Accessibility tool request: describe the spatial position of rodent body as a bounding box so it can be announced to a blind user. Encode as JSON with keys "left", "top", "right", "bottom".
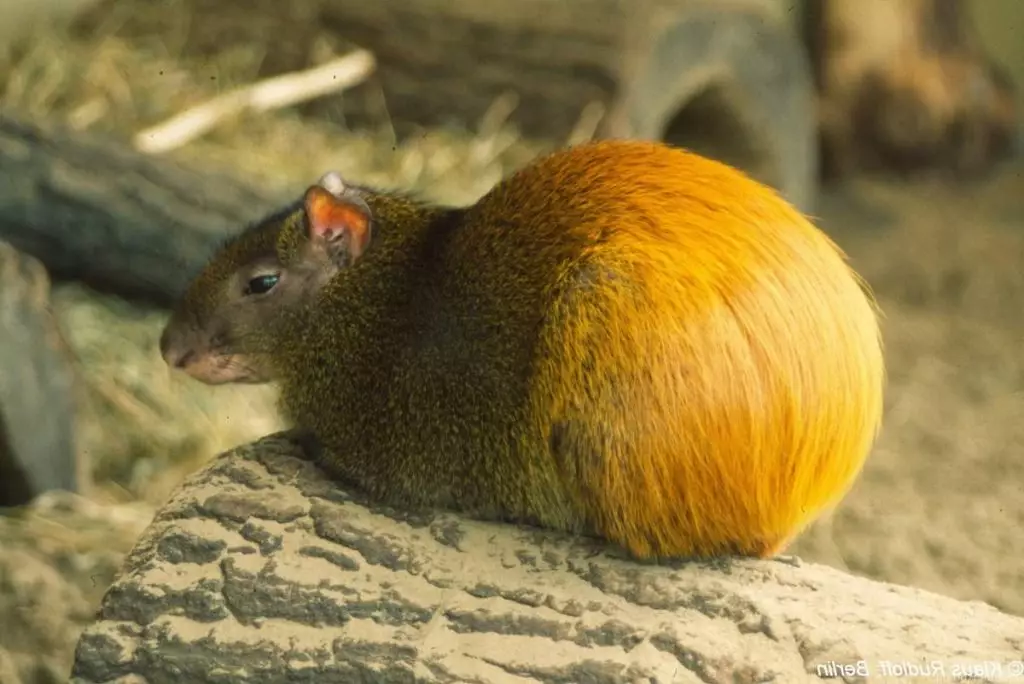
{"left": 161, "top": 140, "right": 885, "bottom": 560}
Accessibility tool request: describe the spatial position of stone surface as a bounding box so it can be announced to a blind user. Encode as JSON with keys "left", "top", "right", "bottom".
{"left": 72, "top": 432, "right": 1024, "bottom": 684}
{"left": 0, "top": 240, "right": 80, "bottom": 506}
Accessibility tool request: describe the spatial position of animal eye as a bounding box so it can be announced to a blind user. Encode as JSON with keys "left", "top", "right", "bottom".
{"left": 244, "top": 274, "right": 280, "bottom": 296}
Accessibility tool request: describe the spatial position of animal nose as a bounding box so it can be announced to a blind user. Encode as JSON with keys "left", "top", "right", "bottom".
{"left": 170, "top": 348, "right": 197, "bottom": 369}
{"left": 160, "top": 330, "right": 196, "bottom": 369}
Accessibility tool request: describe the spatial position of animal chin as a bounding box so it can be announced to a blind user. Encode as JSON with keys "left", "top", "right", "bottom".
{"left": 182, "top": 353, "right": 264, "bottom": 385}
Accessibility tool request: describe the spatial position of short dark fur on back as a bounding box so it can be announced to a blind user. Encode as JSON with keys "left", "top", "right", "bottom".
{"left": 272, "top": 187, "right": 575, "bottom": 528}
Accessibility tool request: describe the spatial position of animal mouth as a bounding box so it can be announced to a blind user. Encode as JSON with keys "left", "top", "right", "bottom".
{"left": 179, "top": 351, "right": 268, "bottom": 385}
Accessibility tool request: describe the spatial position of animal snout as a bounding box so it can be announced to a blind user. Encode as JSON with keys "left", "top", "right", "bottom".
{"left": 159, "top": 328, "right": 197, "bottom": 369}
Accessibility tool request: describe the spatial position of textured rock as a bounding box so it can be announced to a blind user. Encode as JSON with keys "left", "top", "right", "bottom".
{"left": 72, "top": 432, "right": 1024, "bottom": 684}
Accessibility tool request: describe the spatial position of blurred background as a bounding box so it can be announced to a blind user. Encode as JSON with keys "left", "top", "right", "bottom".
{"left": 0, "top": 0, "right": 1021, "bottom": 680}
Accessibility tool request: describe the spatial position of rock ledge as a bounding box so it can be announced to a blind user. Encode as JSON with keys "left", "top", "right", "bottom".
{"left": 71, "top": 432, "right": 1024, "bottom": 683}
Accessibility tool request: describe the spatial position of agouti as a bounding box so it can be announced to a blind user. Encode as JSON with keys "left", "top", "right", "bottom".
{"left": 160, "top": 140, "right": 885, "bottom": 560}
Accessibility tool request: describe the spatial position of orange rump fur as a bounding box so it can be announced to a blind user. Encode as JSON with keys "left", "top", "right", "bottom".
{"left": 495, "top": 142, "right": 884, "bottom": 558}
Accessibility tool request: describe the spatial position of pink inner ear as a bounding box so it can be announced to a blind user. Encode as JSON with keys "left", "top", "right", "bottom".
{"left": 304, "top": 186, "right": 371, "bottom": 257}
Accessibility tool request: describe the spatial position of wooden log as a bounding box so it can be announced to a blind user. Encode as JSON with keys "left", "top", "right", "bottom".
{"left": 804, "top": 0, "right": 1019, "bottom": 180}
{"left": 71, "top": 432, "right": 1024, "bottom": 683}
{"left": 0, "top": 242, "right": 80, "bottom": 506}
{"left": 316, "top": 0, "right": 817, "bottom": 210}
{"left": 133, "top": 0, "right": 816, "bottom": 209}
{"left": 0, "top": 114, "right": 286, "bottom": 308}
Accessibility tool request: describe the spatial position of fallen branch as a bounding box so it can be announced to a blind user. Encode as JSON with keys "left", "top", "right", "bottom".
{"left": 133, "top": 50, "right": 376, "bottom": 154}
{"left": 0, "top": 114, "right": 285, "bottom": 307}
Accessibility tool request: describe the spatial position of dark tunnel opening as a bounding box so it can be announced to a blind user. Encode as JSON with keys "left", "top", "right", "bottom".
{"left": 661, "top": 85, "right": 780, "bottom": 191}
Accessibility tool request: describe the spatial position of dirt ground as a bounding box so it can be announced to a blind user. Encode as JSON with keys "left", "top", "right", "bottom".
{"left": 0, "top": 1, "right": 1022, "bottom": 679}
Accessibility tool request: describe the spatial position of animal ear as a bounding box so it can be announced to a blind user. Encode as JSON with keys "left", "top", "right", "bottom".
{"left": 303, "top": 184, "right": 372, "bottom": 261}
{"left": 317, "top": 171, "right": 347, "bottom": 196}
